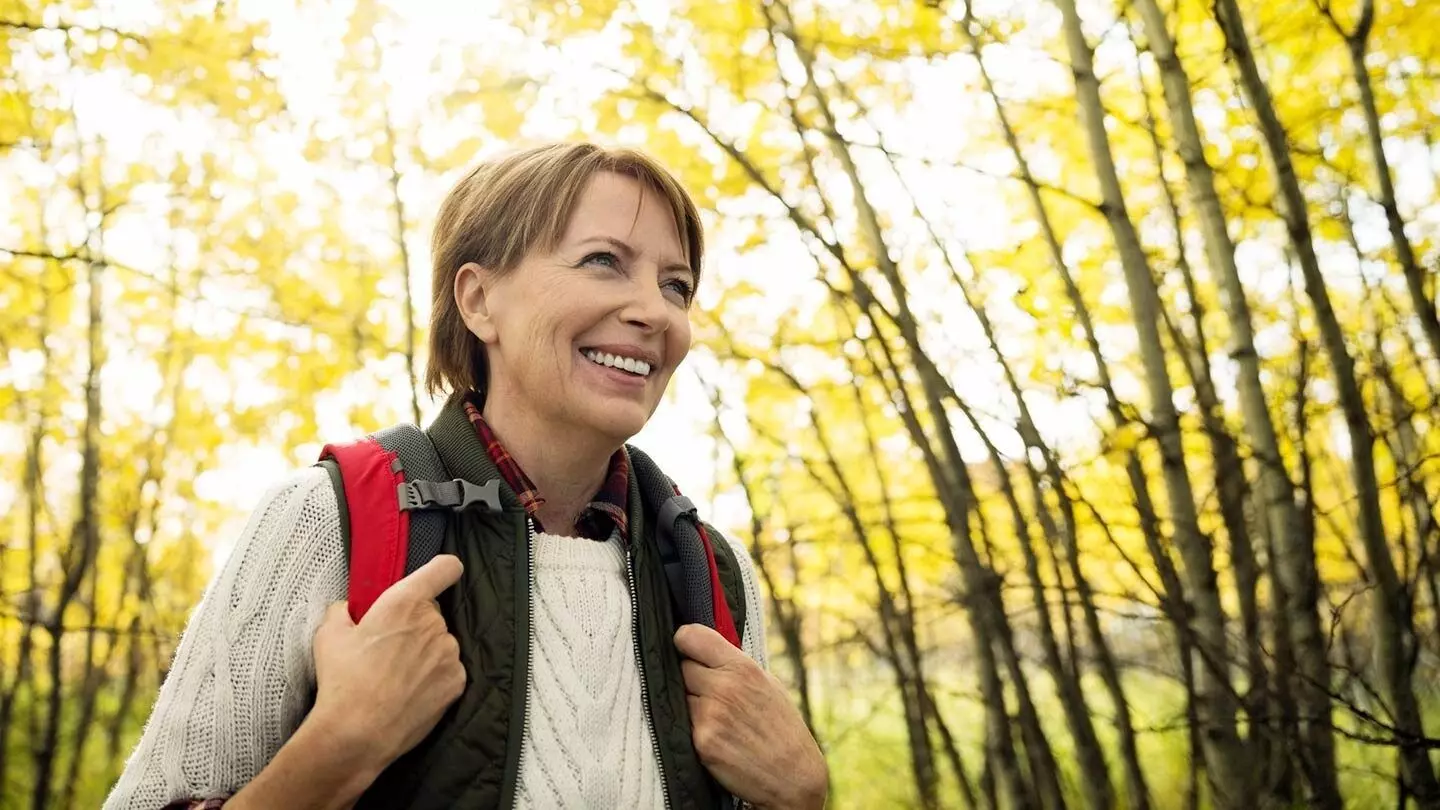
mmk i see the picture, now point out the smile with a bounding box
[582,349,653,378]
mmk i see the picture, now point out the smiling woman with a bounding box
[103,143,827,810]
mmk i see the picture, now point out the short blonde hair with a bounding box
[425,142,705,400]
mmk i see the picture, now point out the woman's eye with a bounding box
[662,278,695,304]
[582,251,621,269]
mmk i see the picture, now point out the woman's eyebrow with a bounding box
[579,235,693,278]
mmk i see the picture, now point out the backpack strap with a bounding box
[627,445,741,649]
[629,446,748,810]
[701,519,747,646]
[319,424,501,622]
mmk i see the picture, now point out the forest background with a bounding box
[3,0,1439,808]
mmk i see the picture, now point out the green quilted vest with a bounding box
[349,398,749,809]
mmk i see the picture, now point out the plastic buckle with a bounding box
[397,479,502,513]
[397,481,427,511]
[455,479,503,513]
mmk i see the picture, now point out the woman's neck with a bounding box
[480,395,615,535]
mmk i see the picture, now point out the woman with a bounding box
[106,142,827,809]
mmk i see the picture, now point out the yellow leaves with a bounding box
[342,0,390,62]
[1101,421,1146,463]
[441,67,538,144]
[121,12,283,125]
[0,83,37,148]
[519,0,625,41]
[798,0,963,62]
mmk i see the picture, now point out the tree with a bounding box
[1210,0,1440,801]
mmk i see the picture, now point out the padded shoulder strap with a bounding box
[372,424,449,575]
[319,436,412,623]
[701,521,747,645]
[318,424,469,622]
[627,445,740,648]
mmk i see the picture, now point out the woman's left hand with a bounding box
[675,624,828,810]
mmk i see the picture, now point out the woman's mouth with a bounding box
[582,348,653,378]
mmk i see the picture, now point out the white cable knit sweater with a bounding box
[104,467,769,809]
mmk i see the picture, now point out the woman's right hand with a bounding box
[309,554,468,771]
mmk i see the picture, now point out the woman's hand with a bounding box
[228,555,467,810]
[310,554,468,772]
[676,624,828,810]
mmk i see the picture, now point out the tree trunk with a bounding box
[847,347,951,809]
[960,14,1190,720]
[979,742,999,810]
[969,505,1066,810]
[59,568,108,810]
[1334,0,1440,373]
[763,2,1064,802]
[807,397,938,808]
[1159,298,1272,714]
[380,105,422,425]
[1344,200,1440,629]
[1129,42,1272,751]
[854,310,1042,810]
[0,343,49,799]
[666,5,1058,802]
[778,539,817,734]
[1044,523,1082,688]
[961,15,1213,805]
[1210,0,1440,801]
[1123,12,1334,792]
[1053,2,1247,803]
[1135,0,1346,791]
[921,678,978,809]
[1180,634,1204,810]
[971,624,1033,810]
[958,399,1113,810]
[1042,465,1152,810]
[35,246,106,810]
[707,387,819,736]
[754,356,941,808]
[105,619,145,773]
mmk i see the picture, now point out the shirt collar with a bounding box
[462,392,629,542]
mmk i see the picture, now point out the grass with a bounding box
[812,665,1437,809]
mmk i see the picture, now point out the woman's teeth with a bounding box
[583,349,652,377]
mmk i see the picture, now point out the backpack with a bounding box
[316,424,741,645]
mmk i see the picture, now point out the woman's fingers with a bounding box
[368,555,464,618]
[309,556,468,773]
[677,630,828,810]
[323,600,354,627]
[673,623,743,669]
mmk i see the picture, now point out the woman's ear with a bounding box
[454,262,498,344]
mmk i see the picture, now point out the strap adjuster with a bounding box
[397,479,503,513]
[658,495,697,533]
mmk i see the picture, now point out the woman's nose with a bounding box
[620,273,670,332]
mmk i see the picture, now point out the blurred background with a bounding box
[2,0,1439,807]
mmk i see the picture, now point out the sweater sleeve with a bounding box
[708,529,770,671]
[104,468,347,810]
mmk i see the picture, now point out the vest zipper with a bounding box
[628,543,673,810]
[506,516,536,810]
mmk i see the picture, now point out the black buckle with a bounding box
[397,479,502,513]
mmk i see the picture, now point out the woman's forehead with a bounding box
[562,173,686,256]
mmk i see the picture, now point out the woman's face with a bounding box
[457,171,695,445]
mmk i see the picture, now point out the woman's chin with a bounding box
[577,404,651,447]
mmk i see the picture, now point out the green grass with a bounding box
[812,667,1435,809]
